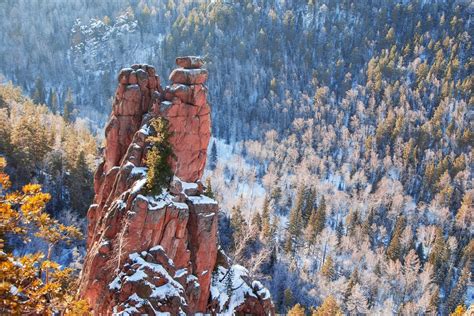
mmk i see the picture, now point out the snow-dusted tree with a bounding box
[346,284,369,314]
[313,295,343,316]
[209,140,217,170]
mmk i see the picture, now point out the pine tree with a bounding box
[230,204,246,249]
[203,178,215,199]
[455,190,473,229]
[288,303,305,316]
[315,197,327,235]
[321,255,335,281]
[346,283,369,315]
[145,117,174,195]
[47,88,58,114]
[346,210,360,236]
[305,209,318,245]
[428,226,448,285]
[336,220,344,245]
[387,215,406,261]
[284,288,294,310]
[286,186,305,252]
[225,267,234,297]
[251,211,263,232]
[313,295,343,316]
[32,77,45,105]
[426,287,440,315]
[344,269,359,304]
[305,198,326,245]
[302,188,316,226]
[68,151,93,215]
[63,87,74,122]
[445,265,469,314]
[261,196,272,241]
[209,140,217,170]
[362,209,374,243]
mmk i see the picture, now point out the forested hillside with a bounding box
[0,83,97,259]
[209,6,473,312]
[0,0,472,314]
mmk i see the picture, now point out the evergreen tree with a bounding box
[305,198,326,246]
[47,88,58,114]
[336,220,344,246]
[145,117,174,195]
[455,190,473,229]
[203,178,215,199]
[230,204,246,249]
[302,188,316,226]
[362,209,375,245]
[387,215,406,261]
[67,151,93,215]
[284,288,294,310]
[209,140,217,170]
[445,265,469,314]
[346,210,360,236]
[261,196,272,241]
[32,77,45,105]
[344,269,359,304]
[346,283,368,315]
[287,303,305,316]
[286,186,305,252]
[313,295,343,316]
[426,287,440,315]
[314,197,327,235]
[63,88,74,122]
[225,267,234,297]
[251,211,262,232]
[321,255,335,281]
[428,226,449,285]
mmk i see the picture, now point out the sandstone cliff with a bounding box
[79,57,273,315]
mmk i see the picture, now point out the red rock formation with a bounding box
[79,57,273,315]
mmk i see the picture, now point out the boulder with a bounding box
[175,56,204,69]
[169,68,208,85]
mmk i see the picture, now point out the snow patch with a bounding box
[210,264,269,313]
[187,195,218,205]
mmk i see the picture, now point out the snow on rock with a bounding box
[108,251,190,314]
[210,264,273,314]
[187,195,218,205]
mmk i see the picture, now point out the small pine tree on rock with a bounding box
[145,117,174,195]
[203,178,215,199]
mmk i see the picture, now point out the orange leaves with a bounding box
[0,157,10,191]
[21,183,42,195]
[0,160,89,314]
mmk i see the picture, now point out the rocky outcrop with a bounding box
[79,57,273,315]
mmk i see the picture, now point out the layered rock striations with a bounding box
[79,57,273,315]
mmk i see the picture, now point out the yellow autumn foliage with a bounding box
[0,158,90,314]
